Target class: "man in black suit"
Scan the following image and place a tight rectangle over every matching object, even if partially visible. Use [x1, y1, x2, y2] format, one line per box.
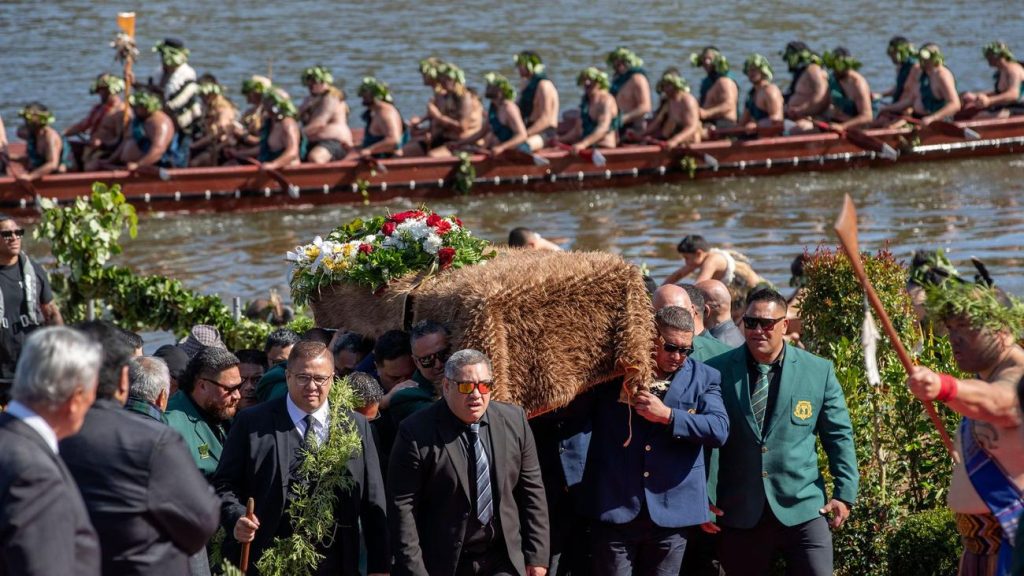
[215, 341, 389, 576]
[0, 327, 101, 575]
[60, 321, 221, 576]
[389, 348, 550, 576]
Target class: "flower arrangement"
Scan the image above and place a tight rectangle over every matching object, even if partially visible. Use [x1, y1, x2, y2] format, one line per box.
[288, 209, 493, 305]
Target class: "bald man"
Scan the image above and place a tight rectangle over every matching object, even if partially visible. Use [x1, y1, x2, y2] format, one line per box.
[697, 279, 744, 348]
[651, 285, 730, 362]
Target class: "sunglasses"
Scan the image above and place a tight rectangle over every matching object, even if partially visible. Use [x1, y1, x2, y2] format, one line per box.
[452, 380, 493, 395]
[0, 229, 25, 240]
[742, 316, 786, 331]
[414, 347, 451, 368]
[199, 376, 243, 394]
[661, 342, 695, 356]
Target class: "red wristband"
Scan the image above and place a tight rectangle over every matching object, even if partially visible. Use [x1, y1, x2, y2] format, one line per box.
[936, 373, 959, 403]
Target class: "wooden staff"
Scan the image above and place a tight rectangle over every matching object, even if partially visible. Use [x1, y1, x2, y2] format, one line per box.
[240, 497, 255, 573]
[833, 193, 958, 460]
[116, 12, 136, 128]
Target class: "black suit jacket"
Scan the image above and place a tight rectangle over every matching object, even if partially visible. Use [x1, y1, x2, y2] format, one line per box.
[59, 398, 221, 576]
[0, 412, 100, 576]
[388, 400, 550, 576]
[213, 397, 389, 576]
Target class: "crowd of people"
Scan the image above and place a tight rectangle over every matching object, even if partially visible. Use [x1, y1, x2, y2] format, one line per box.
[2, 195, 1023, 576]
[2, 37, 1022, 184]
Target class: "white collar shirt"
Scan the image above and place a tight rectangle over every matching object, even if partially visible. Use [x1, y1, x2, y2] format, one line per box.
[5, 400, 60, 454]
[285, 394, 330, 445]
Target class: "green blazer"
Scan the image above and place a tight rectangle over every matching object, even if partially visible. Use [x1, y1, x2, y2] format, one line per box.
[707, 344, 858, 529]
[165, 390, 227, 480]
[692, 331, 734, 363]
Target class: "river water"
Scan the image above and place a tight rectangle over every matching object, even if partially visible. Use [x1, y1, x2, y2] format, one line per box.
[4, 1, 1024, 314]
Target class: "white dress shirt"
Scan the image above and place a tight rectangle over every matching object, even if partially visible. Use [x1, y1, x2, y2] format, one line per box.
[285, 394, 330, 446]
[5, 400, 59, 454]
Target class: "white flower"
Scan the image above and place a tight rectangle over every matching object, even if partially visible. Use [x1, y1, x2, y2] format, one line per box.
[382, 235, 407, 250]
[362, 234, 377, 244]
[422, 233, 443, 255]
[397, 218, 431, 241]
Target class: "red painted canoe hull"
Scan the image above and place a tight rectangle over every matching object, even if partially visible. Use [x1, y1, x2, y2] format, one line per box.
[2, 117, 1021, 218]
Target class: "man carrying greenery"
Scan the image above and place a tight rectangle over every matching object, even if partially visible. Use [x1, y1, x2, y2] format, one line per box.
[907, 282, 1024, 576]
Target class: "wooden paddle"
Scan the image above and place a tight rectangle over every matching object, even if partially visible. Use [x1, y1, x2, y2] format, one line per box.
[131, 164, 171, 181]
[363, 155, 389, 175]
[240, 497, 255, 573]
[902, 116, 981, 140]
[554, 141, 606, 166]
[833, 194, 957, 460]
[813, 121, 899, 161]
[242, 157, 300, 198]
[707, 123, 786, 140]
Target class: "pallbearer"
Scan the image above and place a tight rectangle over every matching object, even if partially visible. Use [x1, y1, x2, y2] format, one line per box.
[907, 282, 1024, 576]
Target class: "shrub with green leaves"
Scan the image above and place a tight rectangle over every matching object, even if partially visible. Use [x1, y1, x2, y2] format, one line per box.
[886, 508, 959, 576]
[800, 246, 963, 575]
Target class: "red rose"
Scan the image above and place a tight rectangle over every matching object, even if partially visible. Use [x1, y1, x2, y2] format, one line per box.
[381, 221, 397, 236]
[434, 220, 452, 235]
[359, 243, 373, 254]
[438, 247, 456, 270]
[426, 213, 443, 227]
[391, 210, 424, 224]
[455, 217, 463, 227]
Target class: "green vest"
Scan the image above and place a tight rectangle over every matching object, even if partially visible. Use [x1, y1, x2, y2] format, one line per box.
[706, 345, 858, 528]
[164, 390, 228, 479]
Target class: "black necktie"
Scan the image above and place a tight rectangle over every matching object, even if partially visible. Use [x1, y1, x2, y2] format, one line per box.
[467, 423, 493, 525]
[303, 414, 317, 449]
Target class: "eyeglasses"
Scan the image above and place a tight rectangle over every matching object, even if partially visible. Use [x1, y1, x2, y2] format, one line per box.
[0, 229, 25, 240]
[291, 373, 334, 389]
[452, 380, 493, 395]
[661, 342, 695, 356]
[414, 347, 451, 368]
[742, 316, 786, 331]
[199, 377, 243, 394]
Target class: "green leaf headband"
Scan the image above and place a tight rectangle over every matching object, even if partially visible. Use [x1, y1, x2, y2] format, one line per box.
[925, 280, 1024, 335]
[781, 46, 821, 69]
[513, 52, 545, 74]
[90, 74, 125, 95]
[690, 49, 730, 74]
[153, 42, 189, 67]
[129, 91, 163, 113]
[577, 66, 610, 90]
[419, 57, 443, 78]
[301, 65, 334, 85]
[822, 51, 863, 73]
[606, 47, 643, 69]
[437, 63, 466, 85]
[241, 75, 272, 96]
[743, 53, 774, 81]
[918, 45, 945, 66]
[658, 72, 690, 93]
[18, 105, 54, 126]
[887, 40, 917, 64]
[198, 81, 223, 96]
[983, 42, 1015, 62]
[264, 88, 298, 118]
[484, 72, 516, 101]
[358, 76, 393, 103]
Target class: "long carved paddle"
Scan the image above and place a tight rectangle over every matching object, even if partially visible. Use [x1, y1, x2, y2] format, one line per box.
[833, 194, 957, 460]
[242, 157, 300, 198]
[813, 121, 899, 161]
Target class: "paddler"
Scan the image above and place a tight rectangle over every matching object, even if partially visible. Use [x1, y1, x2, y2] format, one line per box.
[560, 67, 620, 152]
[153, 38, 203, 140]
[406, 63, 483, 157]
[650, 71, 701, 148]
[636, 68, 681, 142]
[64, 73, 127, 171]
[222, 75, 271, 161]
[298, 65, 353, 164]
[13, 103, 69, 182]
[962, 42, 1024, 119]
[911, 43, 962, 125]
[738, 53, 784, 131]
[113, 90, 182, 171]
[451, 72, 528, 156]
[606, 47, 651, 137]
[347, 77, 405, 159]
[258, 88, 304, 170]
[190, 75, 242, 167]
[781, 41, 830, 127]
[514, 50, 560, 151]
[405, 57, 447, 153]
[907, 282, 1024, 576]
[873, 37, 922, 127]
[820, 47, 874, 131]
[691, 46, 740, 128]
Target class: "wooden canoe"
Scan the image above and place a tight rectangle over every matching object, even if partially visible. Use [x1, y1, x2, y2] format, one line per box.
[1, 116, 1021, 218]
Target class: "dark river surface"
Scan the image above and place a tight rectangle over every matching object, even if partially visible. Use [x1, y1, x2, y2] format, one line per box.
[3, 0, 1024, 330]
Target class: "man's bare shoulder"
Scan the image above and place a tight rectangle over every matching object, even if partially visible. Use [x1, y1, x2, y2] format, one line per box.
[991, 346, 1024, 389]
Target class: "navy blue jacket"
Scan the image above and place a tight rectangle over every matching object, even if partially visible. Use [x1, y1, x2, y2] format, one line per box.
[561, 358, 729, 528]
